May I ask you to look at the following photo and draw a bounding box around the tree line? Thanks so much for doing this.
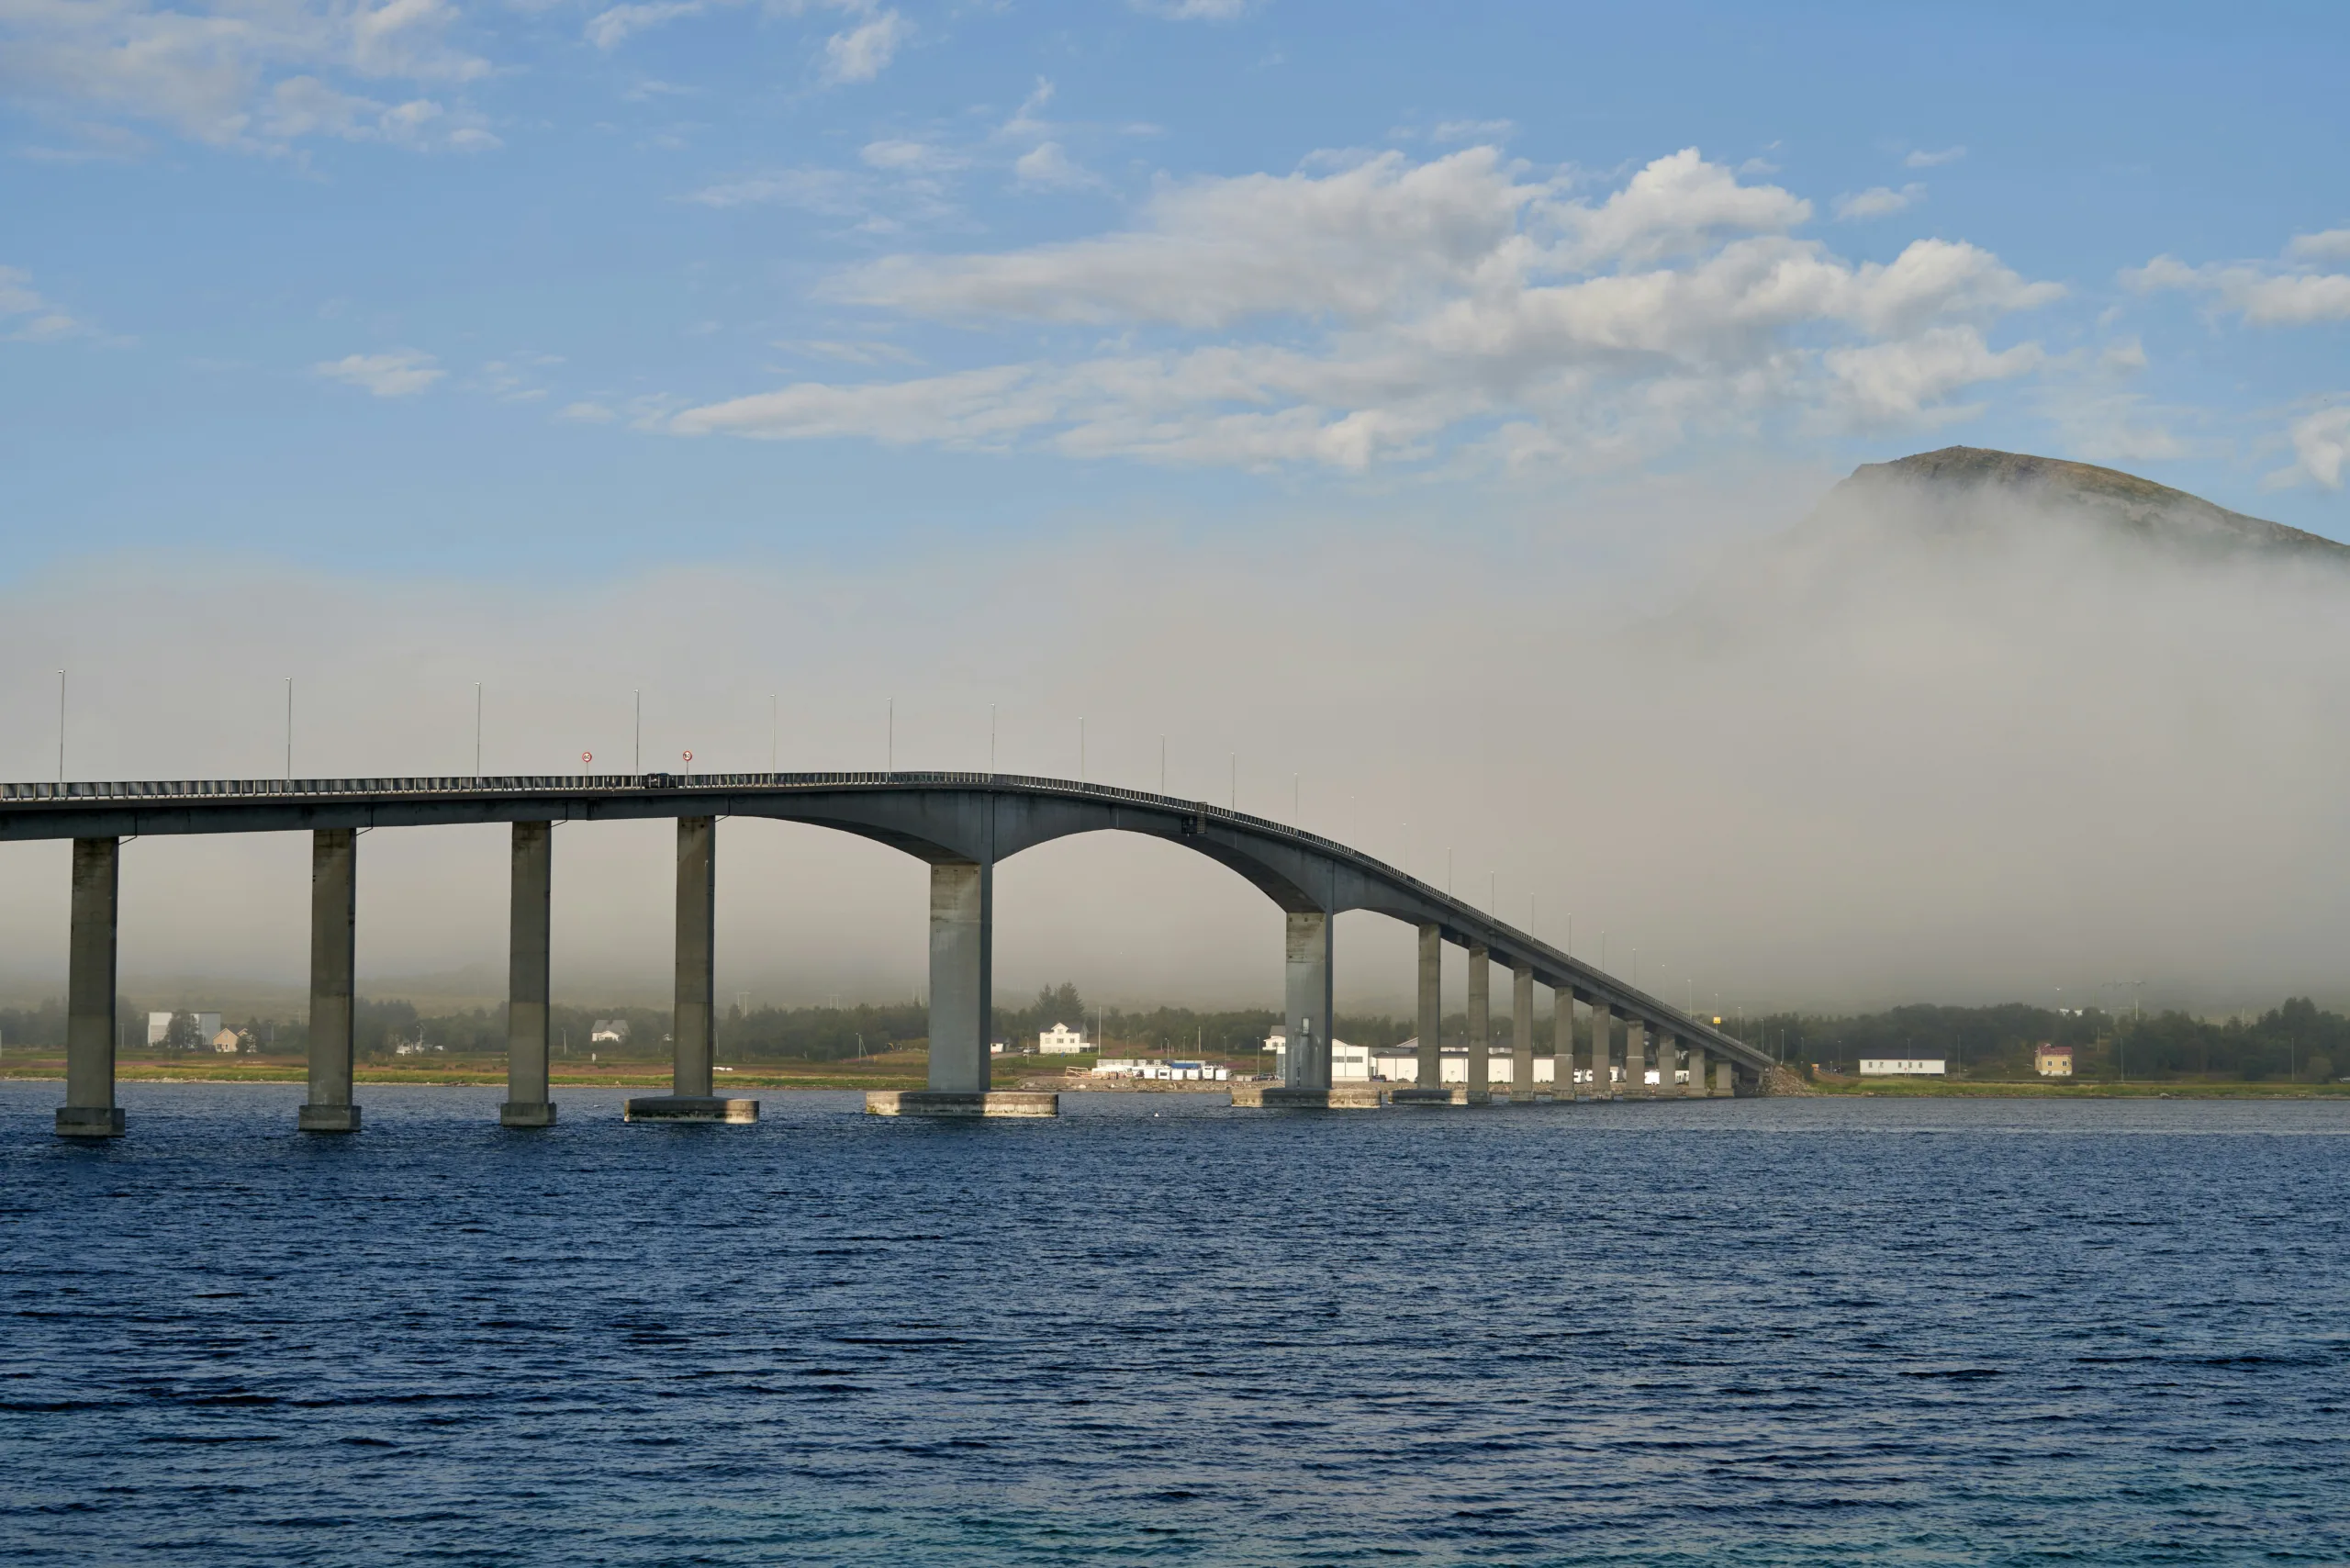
[4,991,2341,1081]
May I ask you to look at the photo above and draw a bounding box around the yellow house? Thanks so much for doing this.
[2035,1044,2074,1078]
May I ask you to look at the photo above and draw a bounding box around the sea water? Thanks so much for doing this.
[4,1083,2346,1565]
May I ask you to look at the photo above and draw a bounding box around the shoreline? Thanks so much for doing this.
[2,1069,2345,1100]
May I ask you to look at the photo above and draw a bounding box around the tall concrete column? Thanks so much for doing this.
[1588,998,1613,1099]
[927,859,992,1094]
[673,815,716,1100]
[1633,1019,1657,1097]
[1416,924,1441,1089]
[300,828,360,1133]
[1465,943,1490,1097]
[502,822,555,1128]
[1512,965,1535,1101]
[1283,911,1333,1091]
[56,837,123,1137]
[1684,1039,1707,1099]
[1555,984,1578,1102]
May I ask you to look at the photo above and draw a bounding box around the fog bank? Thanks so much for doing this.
[2,473,2344,1017]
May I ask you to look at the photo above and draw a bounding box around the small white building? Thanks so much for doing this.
[1038,1023,1089,1055]
[147,1011,173,1047]
[591,1019,630,1045]
[1860,1058,1946,1076]
[1270,1036,1563,1085]
[1091,1058,1229,1081]
[210,1028,242,1054]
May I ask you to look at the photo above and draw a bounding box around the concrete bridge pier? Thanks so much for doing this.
[627,816,757,1123]
[1639,1020,1663,1099]
[1684,1038,1708,1098]
[298,829,361,1133]
[868,859,1054,1116]
[1511,964,1536,1102]
[1714,1058,1736,1097]
[1587,999,1615,1100]
[1394,923,1460,1105]
[55,837,124,1137]
[1463,942,1492,1103]
[1282,912,1333,1091]
[500,822,556,1128]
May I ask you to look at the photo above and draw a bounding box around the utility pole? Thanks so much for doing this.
[56,669,65,784]
[284,678,293,779]
[475,682,483,778]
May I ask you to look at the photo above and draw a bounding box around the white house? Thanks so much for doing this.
[1039,1023,1089,1054]
[591,1019,630,1045]
[1859,1058,1946,1076]
[1091,1058,1229,1081]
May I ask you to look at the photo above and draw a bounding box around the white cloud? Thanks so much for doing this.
[316,349,442,397]
[677,146,2060,472]
[585,0,721,50]
[0,0,496,153]
[558,400,618,422]
[1905,146,1965,168]
[2286,229,2350,263]
[1430,118,1515,145]
[1833,183,1924,220]
[2125,240,2350,326]
[0,263,85,341]
[822,6,907,84]
[1132,0,1250,17]
[2265,405,2350,490]
[1013,140,1096,190]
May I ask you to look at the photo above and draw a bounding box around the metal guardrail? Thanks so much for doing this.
[0,769,1765,1067]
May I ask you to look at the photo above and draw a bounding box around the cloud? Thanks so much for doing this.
[1904,146,1965,168]
[822,6,907,83]
[585,0,721,50]
[2286,229,2350,263]
[2264,404,2350,490]
[0,0,496,153]
[1833,183,1925,220]
[1430,118,1515,145]
[1013,140,1096,190]
[315,349,442,397]
[2125,240,2350,326]
[674,146,2059,472]
[1132,0,1250,17]
[0,264,85,341]
[557,400,618,422]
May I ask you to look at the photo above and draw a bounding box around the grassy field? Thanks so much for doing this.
[6,1052,2345,1098]
[0,1049,931,1091]
[1798,1072,2350,1099]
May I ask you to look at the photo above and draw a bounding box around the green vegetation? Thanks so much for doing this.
[7,987,2348,1093]
[1740,997,2350,1086]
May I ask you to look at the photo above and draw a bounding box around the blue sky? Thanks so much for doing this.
[4,0,2348,578]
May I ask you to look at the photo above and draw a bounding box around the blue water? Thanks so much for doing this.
[4,1084,2347,1565]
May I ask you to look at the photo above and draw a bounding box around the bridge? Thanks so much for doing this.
[0,772,1775,1135]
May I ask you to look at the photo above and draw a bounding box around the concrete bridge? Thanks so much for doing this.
[0,772,1774,1135]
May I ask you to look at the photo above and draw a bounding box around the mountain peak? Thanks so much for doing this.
[1830,446,2346,558]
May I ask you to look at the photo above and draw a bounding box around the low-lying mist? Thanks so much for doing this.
[3,465,2344,1019]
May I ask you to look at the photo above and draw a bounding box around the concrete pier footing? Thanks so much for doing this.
[505,821,556,1128]
[624,1096,759,1123]
[56,1105,126,1137]
[1393,1086,1492,1106]
[301,828,360,1134]
[57,836,122,1138]
[1230,1083,1383,1109]
[865,1091,1057,1117]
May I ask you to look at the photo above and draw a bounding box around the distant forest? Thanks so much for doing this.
[4,990,2344,1081]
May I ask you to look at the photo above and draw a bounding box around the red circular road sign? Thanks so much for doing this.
[682,750,694,763]
[581,751,593,765]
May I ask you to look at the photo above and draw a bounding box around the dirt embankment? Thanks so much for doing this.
[1760,1065,1818,1097]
